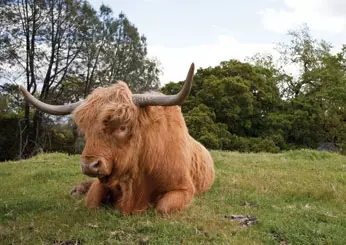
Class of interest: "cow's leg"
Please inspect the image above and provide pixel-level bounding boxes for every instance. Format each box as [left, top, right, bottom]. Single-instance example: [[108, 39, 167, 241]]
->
[[85, 179, 110, 209], [70, 180, 94, 196], [155, 187, 194, 214], [114, 179, 150, 214]]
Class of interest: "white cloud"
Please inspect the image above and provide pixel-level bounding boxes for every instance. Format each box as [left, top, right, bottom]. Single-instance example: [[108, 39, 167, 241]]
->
[[148, 35, 276, 84], [258, 0, 346, 34]]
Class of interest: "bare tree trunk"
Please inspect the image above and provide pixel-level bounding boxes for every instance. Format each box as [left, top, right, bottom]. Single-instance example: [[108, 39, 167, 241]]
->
[[18, 119, 28, 159]]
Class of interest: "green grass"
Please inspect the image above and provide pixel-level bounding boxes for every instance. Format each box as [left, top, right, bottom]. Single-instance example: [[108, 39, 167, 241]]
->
[[1, 150, 346, 244]]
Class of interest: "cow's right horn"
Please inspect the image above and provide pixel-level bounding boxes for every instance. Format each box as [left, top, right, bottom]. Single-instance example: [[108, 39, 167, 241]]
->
[[19, 85, 82, 115], [132, 63, 195, 107]]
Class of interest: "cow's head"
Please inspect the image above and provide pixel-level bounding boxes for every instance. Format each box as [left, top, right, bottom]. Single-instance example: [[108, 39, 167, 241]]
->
[[19, 64, 195, 179]]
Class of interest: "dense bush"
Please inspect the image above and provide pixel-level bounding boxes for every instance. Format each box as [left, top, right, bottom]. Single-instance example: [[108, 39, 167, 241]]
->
[[0, 113, 83, 160], [0, 115, 21, 161], [184, 104, 232, 150]]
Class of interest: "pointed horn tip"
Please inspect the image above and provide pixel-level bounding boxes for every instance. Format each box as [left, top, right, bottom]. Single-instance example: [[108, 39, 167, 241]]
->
[[186, 63, 195, 79], [190, 62, 195, 71]]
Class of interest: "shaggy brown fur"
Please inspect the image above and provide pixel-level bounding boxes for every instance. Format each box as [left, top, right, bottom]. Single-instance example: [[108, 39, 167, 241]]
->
[[72, 81, 215, 214]]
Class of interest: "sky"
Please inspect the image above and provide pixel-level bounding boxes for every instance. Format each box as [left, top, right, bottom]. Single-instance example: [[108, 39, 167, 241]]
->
[[88, 0, 346, 85]]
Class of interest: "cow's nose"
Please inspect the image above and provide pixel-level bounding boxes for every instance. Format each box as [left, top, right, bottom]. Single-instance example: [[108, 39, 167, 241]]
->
[[80, 159, 101, 176]]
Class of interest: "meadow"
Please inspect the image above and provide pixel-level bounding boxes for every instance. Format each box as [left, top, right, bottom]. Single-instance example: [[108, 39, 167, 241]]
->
[[1, 150, 346, 244]]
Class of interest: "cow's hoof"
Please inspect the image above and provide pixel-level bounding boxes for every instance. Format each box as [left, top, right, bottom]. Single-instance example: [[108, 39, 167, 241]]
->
[[70, 183, 89, 196], [70, 186, 79, 196]]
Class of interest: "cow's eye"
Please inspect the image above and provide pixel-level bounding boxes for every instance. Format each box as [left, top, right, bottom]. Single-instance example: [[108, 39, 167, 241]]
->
[[114, 124, 129, 139]]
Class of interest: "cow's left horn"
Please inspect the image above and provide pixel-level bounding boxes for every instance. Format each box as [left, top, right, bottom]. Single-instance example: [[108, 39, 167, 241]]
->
[[132, 63, 195, 106], [19, 85, 82, 115]]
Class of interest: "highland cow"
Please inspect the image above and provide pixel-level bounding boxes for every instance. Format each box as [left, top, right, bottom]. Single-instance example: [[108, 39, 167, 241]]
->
[[20, 63, 215, 214]]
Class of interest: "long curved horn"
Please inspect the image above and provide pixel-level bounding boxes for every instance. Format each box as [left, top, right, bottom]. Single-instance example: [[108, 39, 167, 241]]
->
[[19, 63, 195, 113], [19, 85, 82, 115], [132, 63, 195, 106]]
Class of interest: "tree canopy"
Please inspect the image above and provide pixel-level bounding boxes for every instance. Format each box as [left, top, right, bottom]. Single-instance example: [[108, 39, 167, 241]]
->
[[162, 25, 346, 153], [1, 13, 346, 160], [0, 0, 160, 158]]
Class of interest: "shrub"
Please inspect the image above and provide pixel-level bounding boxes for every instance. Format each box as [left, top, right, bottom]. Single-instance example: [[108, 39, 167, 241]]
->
[[0, 114, 21, 161]]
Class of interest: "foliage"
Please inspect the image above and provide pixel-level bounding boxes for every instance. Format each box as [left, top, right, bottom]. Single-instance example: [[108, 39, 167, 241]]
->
[[184, 104, 231, 150], [2, 20, 346, 156], [0, 114, 21, 161], [278, 25, 346, 150], [163, 59, 285, 152], [161, 25, 346, 153], [1, 150, 346, 244], [0, 0, 160, 158], [0, 84, 23, 114]]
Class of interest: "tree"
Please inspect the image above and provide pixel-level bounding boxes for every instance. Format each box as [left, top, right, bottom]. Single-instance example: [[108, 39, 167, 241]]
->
[[191, 60, 282, 138], [0, 0, 160, 158], [184, 104, 231, 150], [275, 25, 346, 149], [162, 59, 285, 152], [276, 24, 333, 99], [0, 0, 91, 157], [98, 12, 160, 93]]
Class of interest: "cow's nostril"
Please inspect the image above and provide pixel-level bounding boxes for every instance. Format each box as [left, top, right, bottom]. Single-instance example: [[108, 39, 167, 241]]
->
[[80, 158, 103, 176], [90, 160, 101, 170]]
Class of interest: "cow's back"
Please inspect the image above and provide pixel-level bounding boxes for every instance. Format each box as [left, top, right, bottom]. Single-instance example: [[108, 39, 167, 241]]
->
[[189, 137, 215, 195], [140, 105, 215, 195]]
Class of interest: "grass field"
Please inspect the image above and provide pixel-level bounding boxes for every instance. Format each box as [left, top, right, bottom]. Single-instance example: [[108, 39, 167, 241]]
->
[[1, 150, 346, 244]]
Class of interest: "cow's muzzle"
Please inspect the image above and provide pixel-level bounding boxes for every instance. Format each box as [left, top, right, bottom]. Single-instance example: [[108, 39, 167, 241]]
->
[[80, 157, 108, 177]]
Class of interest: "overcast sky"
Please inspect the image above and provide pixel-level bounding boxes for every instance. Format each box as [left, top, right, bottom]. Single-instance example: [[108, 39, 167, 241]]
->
[[88, 0, 346, 84]]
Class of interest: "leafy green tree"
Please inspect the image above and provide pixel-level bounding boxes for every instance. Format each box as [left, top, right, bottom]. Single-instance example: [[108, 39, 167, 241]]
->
[[163, 59, 285, 151], [309, 46, 346, 148], [184, 104, 231, 149], [276, 25, 346, 149], [277, 24, 333, 99], [191, 60, 282, 138], [0, 0, 160, 158], [0, 0, 96, 157]]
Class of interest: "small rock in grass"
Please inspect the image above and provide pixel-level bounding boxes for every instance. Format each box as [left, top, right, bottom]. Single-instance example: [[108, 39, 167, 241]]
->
[[224, 214, 258, 227]]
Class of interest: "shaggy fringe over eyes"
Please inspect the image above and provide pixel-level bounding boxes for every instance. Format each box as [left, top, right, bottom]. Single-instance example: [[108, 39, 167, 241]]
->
[[101, 102, 138, 134], [73, 81, 137, 133]]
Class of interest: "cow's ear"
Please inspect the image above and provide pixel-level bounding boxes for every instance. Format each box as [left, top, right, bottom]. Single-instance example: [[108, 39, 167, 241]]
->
[[100, 103, 137, 137]]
